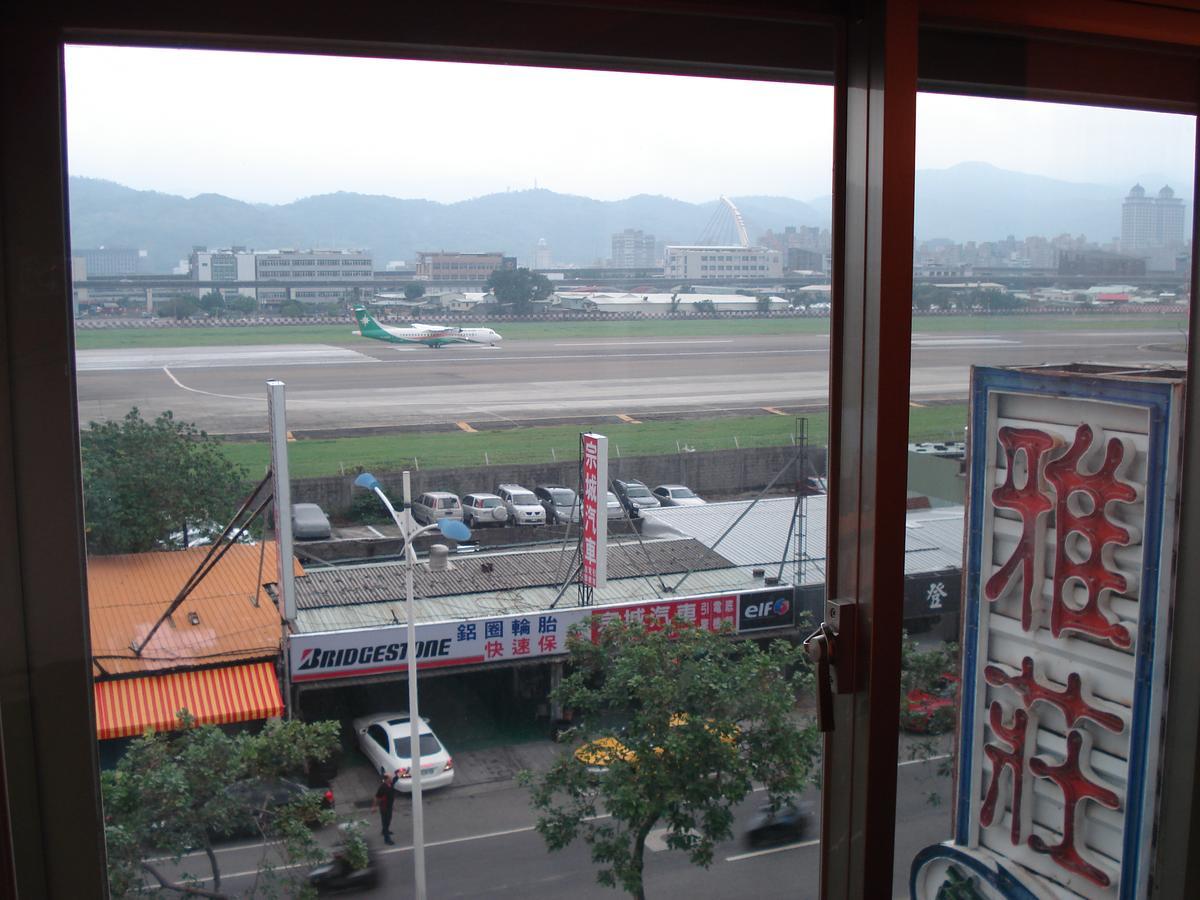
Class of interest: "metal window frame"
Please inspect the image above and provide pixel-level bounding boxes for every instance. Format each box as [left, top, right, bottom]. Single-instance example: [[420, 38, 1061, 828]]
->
[[4, 2, 1200, 898]]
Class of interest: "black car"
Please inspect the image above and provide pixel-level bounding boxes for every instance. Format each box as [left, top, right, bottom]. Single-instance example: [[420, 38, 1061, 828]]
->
[[612, 479, 661, 519], [212, 777, 334, 841], [744, 798, 814, 848]]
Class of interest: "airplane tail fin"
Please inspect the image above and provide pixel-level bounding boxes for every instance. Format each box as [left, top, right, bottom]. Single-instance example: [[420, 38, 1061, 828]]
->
[[352, 306, 392, 340]]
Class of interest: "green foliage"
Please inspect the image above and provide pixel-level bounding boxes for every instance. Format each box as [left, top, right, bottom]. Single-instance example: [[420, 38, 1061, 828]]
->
[[344, 489, 402, 525], [692, 298, 716, 315], [103, 716, 341, 897], [755, 295, 772, 313], [278, 299, 308, 316], [226, 295, 259, 315], [157, 298, 200, 319], [80, 407, 249, 554], [404, 282, 426, 300], [200, 291, 226, 318], [899, 634, 960, 736], [524, 620, 820, 899], [485, 267, 553, 314]]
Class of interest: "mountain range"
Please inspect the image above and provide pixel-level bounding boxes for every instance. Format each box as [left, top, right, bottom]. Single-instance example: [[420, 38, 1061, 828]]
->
[[68, 162, 1192, 273]]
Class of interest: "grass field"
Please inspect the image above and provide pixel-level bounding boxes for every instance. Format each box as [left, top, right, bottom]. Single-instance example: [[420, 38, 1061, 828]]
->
[[74, 313, 1187, 350], [219, 404, 968, 479]]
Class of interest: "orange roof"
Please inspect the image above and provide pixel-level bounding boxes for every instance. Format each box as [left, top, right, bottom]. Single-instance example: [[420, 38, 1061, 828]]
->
[[94, 661, 284, 740], [87, 542, 301, 678]]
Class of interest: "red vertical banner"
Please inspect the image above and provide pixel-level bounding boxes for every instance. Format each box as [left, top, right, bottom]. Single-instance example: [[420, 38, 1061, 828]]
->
[[581, 433, 608, 588]]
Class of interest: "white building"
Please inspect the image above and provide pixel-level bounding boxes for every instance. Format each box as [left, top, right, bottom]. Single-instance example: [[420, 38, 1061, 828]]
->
[[555, 291, 788, 313], [256, 248, 373, 307], [189, 247, 257, 300], [664, 245, 782, 280]]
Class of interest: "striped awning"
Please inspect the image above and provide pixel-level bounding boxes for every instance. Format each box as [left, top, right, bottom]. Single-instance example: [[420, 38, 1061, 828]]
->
[[94, 662, 284, 740]]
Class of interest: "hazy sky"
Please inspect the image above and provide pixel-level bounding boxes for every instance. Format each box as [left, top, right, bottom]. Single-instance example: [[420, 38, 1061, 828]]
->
[[65, 45, 1195, 206]]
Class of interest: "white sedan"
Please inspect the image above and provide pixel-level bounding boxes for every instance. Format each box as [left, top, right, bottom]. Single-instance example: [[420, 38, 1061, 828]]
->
[[352, 713, 455, 792]]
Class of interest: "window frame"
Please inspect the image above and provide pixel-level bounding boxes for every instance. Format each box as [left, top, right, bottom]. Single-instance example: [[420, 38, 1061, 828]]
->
[[3, 2, 1200, 898]]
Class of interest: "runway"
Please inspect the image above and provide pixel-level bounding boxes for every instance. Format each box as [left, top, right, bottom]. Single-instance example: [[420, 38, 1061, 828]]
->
[[74, 327, 1187, 435]]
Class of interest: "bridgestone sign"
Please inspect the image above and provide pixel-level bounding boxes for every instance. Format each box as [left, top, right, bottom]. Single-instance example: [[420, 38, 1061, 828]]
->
[[290, 586, 798, 683]]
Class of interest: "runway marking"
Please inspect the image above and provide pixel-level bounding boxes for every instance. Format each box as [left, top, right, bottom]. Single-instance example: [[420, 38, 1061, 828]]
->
[[761, 406, 787, 416], [911, 338, 1019, 346], [725, 838, 819, 862], [909, 401, 926, 408], [456, 421, 478, 433], [617, 413, 641, 424], [162, 367, 261, 402], [553, 340, 735, 347], [379, 349, 826, 365], [286, 431, 296, 442]]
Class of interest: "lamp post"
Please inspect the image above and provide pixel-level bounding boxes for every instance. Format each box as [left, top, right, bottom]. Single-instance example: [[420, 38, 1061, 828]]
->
[[353, 471, 470, 900]]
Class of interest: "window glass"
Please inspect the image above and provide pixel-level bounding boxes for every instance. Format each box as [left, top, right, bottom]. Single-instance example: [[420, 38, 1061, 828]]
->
[[898, 93, 1194, 895], [67, 45, 833, 897]]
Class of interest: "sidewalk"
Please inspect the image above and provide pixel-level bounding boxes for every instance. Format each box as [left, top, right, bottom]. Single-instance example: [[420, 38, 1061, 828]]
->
[[331, 738, 565, 815]]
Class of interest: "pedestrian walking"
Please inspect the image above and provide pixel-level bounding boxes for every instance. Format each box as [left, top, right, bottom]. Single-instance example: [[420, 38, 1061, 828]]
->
[[371, 769, 400, 844]]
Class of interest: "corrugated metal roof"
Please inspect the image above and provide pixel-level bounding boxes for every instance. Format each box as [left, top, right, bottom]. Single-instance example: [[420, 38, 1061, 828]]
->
[[88, 543, 298, 678], [641, 497, 964, 576], [293, 563, 774, 634], [292, 538, 734, 611]]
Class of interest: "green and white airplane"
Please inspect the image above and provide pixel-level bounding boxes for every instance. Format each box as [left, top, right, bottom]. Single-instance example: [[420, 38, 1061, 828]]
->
[[352, 306, 503, 349]]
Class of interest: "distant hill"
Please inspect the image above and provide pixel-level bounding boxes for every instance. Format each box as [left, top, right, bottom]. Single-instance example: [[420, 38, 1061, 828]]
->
[[67, 163, 1191, 271], [66, 179, 825, 272]]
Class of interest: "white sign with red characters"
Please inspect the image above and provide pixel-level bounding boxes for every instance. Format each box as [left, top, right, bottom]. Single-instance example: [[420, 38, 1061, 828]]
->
[[581, 433, 608, 588], [931, 366, 1185, 900]]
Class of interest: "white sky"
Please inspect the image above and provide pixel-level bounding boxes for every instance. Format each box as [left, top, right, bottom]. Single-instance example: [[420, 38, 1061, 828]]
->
[[65, 45, 1195, 206]]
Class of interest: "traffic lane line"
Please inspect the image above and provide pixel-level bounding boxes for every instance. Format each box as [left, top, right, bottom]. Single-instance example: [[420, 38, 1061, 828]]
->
[[176, 753, 953, 875], [725, 838, 820, 862]]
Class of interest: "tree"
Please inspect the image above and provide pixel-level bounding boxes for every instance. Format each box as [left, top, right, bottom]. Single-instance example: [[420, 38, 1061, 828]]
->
[[199, 291, 226, 319], [102, 714, 342, 898], [755, 295, 772, 313], [523, 620, 820, 899], [485, 267, 552, 314], [693, 298, 717, 316], [227, 296, 258, 316], [157, 298, 200, 319], [80, 408, 249, 554], [278, 299, 307, 317], [404, 282, 426, 300]]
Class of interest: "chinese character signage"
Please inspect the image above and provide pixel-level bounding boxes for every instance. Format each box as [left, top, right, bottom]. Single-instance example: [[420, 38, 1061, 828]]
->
[[912, 365, 1184, 900], [582, 433, 608, 588], [290, 586, 798, 682]]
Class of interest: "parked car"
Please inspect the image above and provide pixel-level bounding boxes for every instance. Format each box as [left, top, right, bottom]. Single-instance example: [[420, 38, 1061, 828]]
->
[[744, 798, 815, 848], [352, 713, 455, 792], [651, 484, 705, 507], [213, 777, 334, 841], [496, 484, 546, 525], [411, 491, 463, 527], [292, 503, 332, 540], [461, 492, 509, 527], [535, 485, 580, 524], [900, 672, 959, 734], [612, 479, 661, 519], [606, 491, 624, 517]]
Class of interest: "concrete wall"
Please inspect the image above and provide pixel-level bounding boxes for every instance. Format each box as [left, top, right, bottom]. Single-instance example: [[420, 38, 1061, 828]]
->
[[292, 445, 827, 517]]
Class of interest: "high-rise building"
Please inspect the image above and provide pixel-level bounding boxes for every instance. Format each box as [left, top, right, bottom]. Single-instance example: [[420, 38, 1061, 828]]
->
[[663, 245, 782, 279], [255, 248, 373, 306], [1121, 184, 1186, 269], [189, 246, 257, 300], [533, 238, 552, 269], [611, 228, 657, 268], [77, 247, 144, 276]]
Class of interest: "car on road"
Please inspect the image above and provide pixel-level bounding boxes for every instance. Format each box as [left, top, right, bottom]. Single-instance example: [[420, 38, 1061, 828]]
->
[[535, 485, 580, 524], [744, 798, 815, 848], [612, 479, 661, 519], [651, 484, 706, 507], [496, 484, 546, 526], [352, 713, 455, 792], [213, 777, 335, 841], [461, 492, 508, 527], [292, 503, 332, 540], [412, 491, 463, 527]]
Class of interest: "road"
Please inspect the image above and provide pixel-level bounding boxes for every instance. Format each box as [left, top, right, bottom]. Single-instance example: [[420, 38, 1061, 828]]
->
[[153, 749, 953, 898], [74, 327, 1185, 435]]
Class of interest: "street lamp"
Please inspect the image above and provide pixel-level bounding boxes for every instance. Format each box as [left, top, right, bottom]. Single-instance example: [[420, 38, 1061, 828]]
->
[[353, 471, 470, 900]]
